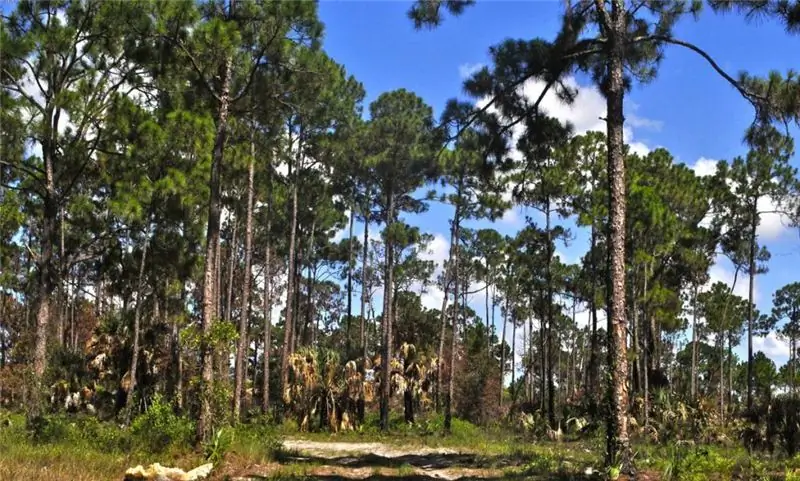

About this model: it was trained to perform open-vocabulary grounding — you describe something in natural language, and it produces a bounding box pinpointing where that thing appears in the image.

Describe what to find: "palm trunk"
[233,136,256,422]
[198,48,233,442]
[603,0,632,470]
[124,229,151,425]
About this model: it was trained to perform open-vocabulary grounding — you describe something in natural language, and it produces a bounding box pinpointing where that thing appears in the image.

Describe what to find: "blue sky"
[318,1,800,366]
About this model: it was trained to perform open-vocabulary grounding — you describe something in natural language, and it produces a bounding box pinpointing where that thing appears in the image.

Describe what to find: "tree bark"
[436,230,455,411]
[691,284,699,402]
[198,48,233,442]
[280,140,300,416]
[588,222,599,416]
[124,230,151,425]
[360,197,370,360]
[379,189,396,432]
[500,295,508,406]
[346,200,355,354]
[545,203,555,428]
[746,199,757,411]
[233,135,256,422]
[444,184,462,432]
[262,179,273,414]
[602,0,632,471]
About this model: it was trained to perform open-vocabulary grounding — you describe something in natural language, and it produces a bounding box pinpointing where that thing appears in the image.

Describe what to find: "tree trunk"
[588,221,599,416]
[125,230,150,425]
[436,230,455,411]
[233,138,256,422]
[360,193,370,360]
[346,200,355,354]
[31,133,58,421]
[500,295,508,406]
[379,190,396,432]
[262,179,273,414]
[225,219,239,325]
[198,48,233,442]
[303,218,317,346]
[746,200,757,411]
[545,204,555,428]
[358,202,369,424]
[280,144,300,416]
[511,316,517,394]
[444,189,462,432]
[485,275,491,352]
[691,284,699,402]
[719,333,725,418]
[603,0,632,471]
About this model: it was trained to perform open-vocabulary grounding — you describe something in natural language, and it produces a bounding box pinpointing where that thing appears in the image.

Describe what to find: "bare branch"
[637,35,766,112]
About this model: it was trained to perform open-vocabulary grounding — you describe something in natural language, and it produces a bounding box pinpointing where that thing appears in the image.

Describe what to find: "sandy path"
[281,439,461,458]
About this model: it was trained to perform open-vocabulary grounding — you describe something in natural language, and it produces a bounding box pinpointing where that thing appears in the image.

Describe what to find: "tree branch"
[637,35,766,112]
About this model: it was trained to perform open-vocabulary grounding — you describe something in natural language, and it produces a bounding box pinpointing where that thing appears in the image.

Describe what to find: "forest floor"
[3,410,798,481]
[219,437,627,481]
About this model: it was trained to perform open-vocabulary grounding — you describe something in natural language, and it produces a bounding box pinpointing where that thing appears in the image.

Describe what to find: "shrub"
[767,396,800,457]
[130,393,194,453]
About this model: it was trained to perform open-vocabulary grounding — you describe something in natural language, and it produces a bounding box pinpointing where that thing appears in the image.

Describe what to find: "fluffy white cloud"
[458,62,484,79]
[472,75,658,226]
[705,257,752,300]
[690,157,792,240]
[753,331,791,360]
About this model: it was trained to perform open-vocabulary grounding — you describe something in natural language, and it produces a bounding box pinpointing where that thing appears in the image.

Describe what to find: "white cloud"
[753,331,791,360]
[332,210,351,242]
[458,62,484,79]
[705,258,752,301]
[690,157,792,240]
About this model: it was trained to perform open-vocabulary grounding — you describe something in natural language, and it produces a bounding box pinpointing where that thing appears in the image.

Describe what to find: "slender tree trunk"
[379,190,396,432]
[485,276,491,352]
[511,317,517,395]
[545,204,555,428]
[262,180,273,414]
[346,201,355,354]
[198,47,233,442]
[30,136,58,421]
[303,218,317,346]
[746,200,757,411]
[280,144,300,415]
[691,284,699,402]
[446,211,460,433]
[358,202,369,424]
[125,230,151,425]
[225,219,239,326]
[233,137,256,422]
[588,222,599,415]
[437,228,456,411]
[603,0,632,470]
[500,295,508,406]
[719,333,725,418]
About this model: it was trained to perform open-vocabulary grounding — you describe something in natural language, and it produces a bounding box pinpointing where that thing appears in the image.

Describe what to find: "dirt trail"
[281,439,461,458]
[228,439,501,480]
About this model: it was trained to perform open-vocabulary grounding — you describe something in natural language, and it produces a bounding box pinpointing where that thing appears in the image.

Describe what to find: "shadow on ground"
[275,450,589,470]
[242,475,594,481]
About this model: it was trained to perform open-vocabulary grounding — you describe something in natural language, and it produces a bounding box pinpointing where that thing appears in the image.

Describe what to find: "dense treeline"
[1,0,800,474]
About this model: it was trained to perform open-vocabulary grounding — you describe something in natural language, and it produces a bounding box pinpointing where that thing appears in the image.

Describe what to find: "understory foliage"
[1,0,800,477]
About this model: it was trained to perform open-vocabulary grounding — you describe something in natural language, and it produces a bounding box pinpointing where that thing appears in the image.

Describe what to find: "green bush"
[130,393,194,453]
